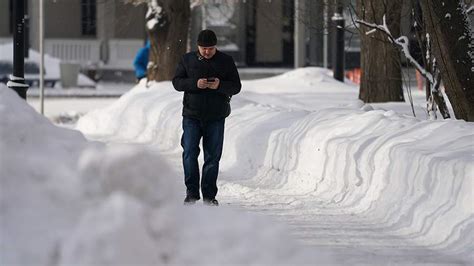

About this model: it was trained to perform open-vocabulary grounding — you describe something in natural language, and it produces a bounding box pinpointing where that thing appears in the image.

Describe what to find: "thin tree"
[356,0,405,103]
[411,0,450,119]
[418,0,474,121]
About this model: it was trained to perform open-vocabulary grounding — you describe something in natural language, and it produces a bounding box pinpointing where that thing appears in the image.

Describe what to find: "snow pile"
[1,85,90,265]
[230,106,474,253]
[77,67,474,264]
[0,85,317,265]
[60,196,314,265]
[77,80,182,148]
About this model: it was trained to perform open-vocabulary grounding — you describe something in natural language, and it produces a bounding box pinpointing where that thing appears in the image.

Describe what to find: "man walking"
[172,29,241,206]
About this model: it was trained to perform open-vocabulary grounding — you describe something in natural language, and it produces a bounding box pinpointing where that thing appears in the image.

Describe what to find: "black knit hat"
[197,29,217,47]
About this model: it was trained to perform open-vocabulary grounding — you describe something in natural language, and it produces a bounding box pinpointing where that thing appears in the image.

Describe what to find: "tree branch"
[356,15,451,119]
[467,5,474,14]
[356,17,434,84]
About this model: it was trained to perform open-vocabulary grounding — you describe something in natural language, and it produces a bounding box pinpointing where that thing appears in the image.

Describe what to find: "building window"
[81,0,97,36]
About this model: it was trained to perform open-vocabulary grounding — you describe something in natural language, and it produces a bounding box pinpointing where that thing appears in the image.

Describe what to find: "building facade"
[1,0,338,70]
[0,0,147,70]
[2,0,471,72]
[6,0,458,73]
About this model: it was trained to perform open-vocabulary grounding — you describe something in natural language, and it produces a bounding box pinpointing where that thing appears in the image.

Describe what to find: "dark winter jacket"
[172,50,241,121]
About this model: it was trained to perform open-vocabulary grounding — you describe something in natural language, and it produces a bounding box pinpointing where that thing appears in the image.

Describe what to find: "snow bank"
[77,67,474,264]
[0,84,316,265]
[60,193,316,265]
[1,85,90,265]
[238,107,474,247]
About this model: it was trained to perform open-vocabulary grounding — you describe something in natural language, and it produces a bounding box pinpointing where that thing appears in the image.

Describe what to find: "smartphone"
[207,78,216,82]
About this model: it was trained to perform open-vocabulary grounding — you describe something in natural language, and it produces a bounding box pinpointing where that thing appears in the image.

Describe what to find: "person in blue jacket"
[133,40,151,81]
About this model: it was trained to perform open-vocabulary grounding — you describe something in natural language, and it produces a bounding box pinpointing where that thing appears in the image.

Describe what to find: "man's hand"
[197,78,220,89]
[197,78,208,89]
[207,77,220,90]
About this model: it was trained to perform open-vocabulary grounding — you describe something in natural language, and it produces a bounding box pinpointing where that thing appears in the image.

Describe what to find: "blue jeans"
[181,117,225,199]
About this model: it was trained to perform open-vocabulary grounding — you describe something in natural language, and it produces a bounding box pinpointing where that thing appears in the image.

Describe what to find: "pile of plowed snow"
[76,67,474,265]
[0,85,320,265]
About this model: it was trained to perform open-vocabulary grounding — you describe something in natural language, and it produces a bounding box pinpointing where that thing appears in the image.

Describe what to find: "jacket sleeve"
[172,57,199,92]
[217,57,241,96]
[133,47,148,78]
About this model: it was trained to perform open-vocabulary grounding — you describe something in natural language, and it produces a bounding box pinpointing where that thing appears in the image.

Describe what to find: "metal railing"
[1,38,142,70]
[44,39,101,66]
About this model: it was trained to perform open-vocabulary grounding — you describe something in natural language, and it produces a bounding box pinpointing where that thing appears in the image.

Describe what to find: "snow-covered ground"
[2,67,473,265]
[27,97,117,122]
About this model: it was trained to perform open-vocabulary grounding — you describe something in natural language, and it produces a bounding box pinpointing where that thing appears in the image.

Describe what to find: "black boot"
[203,198,219,206]
[184,195,200,205]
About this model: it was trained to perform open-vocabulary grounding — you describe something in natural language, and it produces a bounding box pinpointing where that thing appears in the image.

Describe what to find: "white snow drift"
[1,66,472,265]
[77,67,474,265]
[0,84,318,265]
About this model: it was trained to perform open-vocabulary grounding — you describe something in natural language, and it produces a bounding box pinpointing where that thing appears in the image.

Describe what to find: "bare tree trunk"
[411,0,450,119]
[357,0,404,103]
[419,0,474,121]
[146,0,190,81]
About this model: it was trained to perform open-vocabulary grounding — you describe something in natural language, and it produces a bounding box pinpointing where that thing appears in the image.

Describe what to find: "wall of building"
[114,2,146,39]
[0,0,10,37]
[29,0,39,50]
[44,0,83,39]
[307,1,328,67]
[255,0,283,63]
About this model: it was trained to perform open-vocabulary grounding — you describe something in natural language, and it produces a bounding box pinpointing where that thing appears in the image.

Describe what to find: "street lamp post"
[332,4,345,82]
[8,0,29,99]
[40,0,45,114]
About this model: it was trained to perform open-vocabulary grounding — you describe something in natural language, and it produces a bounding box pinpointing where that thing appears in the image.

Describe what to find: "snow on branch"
[356,15,451,119]
[394,36,434,85]
[123,0,147,5]
[146,0,166,30]
[122,0,167,30]
[356,15,395,43]
[467,5,474,14]
[356,16,435,85]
